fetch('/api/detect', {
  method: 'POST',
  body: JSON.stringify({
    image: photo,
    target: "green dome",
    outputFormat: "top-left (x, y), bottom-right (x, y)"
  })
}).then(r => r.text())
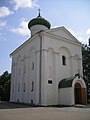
top-left (28, 15), bottom-right (51, 29)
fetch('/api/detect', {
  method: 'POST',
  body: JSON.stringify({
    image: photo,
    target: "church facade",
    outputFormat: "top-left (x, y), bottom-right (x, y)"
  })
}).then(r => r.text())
top-left (10, 13), bottom-right (87, 105)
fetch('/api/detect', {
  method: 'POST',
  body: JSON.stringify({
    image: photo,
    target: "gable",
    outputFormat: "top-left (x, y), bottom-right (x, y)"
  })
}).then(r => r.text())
top-left (46, 26), bottom-right (80, 44)
top-left (10, 33), bottom-right (39, 57)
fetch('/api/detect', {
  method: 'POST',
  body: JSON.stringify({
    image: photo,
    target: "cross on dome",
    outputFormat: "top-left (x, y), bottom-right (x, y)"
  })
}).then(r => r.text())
top-left (38, 8), bottom-right (41, 17)
top-left (28, 9), bottom-right (51, 35)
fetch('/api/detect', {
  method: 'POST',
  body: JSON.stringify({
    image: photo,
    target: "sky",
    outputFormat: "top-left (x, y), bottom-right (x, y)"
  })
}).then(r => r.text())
top-left (0, 0), bottom-right (90, 75)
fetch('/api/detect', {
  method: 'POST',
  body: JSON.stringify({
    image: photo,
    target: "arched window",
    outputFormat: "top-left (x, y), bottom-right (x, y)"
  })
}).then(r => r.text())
top-left (23, 82), bottom-right (26, 92)
top-left (32, 62), bottom-right (34, 70)
top-left (24, 64), bottom-right (26, 73)
top-left (18, 82), bottom-right (20, 92)
top-left (19, 68), bottom-right (20, 75)
top-left (62, 55), bottom-right (66, 65)
top-left (31, 81), bottom-right (34, 91)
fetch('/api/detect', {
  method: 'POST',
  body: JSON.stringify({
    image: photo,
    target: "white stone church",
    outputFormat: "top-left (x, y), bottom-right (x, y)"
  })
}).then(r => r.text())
top-left (10, 12), bottom-right (87, 106)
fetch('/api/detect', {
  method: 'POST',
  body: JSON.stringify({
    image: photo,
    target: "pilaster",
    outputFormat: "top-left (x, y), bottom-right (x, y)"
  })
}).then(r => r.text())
top-left (53, 51), bottom-right (59, 104)
top-left (41, 49), bottom-right (48, 105)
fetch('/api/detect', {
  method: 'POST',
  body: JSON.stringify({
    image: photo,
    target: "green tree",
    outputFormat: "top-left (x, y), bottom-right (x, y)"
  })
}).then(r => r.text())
top-left (0, 71), bottom-right (11, 101)
top-left (82, 38), bottom-right (90, 99)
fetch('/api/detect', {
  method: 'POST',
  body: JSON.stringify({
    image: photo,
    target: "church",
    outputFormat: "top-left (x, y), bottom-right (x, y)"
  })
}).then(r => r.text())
top-left (10, 11), bottom-right (87, 106)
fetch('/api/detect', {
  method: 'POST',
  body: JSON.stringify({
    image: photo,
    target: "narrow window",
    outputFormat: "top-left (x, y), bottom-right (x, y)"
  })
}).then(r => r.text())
top-left (32, 62), bottom-right (34, 70)
top-left (18, 82), bottom-right (20, 92)
top-left (17, 99), bottom-right (19, 102)
top-left (62, 55), bottom-right (66, 65)
top-left (31, 99), bottom-right (33, 104)
top-left (24, 64), bottom-right (26, 73)
top-left (19, 68), bottom-right (20, 75)
top-left (24, 82), bottom-right (25, 92)
top-left (31, 81), bottom-right (34, 91)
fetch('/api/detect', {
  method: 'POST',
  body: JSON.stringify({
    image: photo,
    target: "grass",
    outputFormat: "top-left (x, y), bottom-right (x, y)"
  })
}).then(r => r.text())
top-left (87, 99), bottom-right (90, 104)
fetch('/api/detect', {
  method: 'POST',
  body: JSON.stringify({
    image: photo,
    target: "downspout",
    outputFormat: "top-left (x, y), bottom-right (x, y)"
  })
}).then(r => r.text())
top-left (39, 31), bottom-right (42, 105)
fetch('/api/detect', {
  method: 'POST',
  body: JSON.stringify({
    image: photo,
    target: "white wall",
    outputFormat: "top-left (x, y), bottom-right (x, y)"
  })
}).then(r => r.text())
top-left (10, 35), bottom-right (41, 104)
top-left (10, 28), bottom-right (83, 105)
top-left (43, 33), bottom-right (82, 81)
top-left (30, 25), bottom-right (48, 36)
top-left (58, 87), bottom-right (75, 105)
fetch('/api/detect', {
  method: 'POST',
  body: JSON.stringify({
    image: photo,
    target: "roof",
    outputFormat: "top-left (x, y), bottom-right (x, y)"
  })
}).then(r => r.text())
top-left (10, 33), bottom-right (38, 56)
top-left (28, 15), bottom-right (51, 29)
top-left (45, 26), bottom-right (81, 45)
top-left (58, 77), bottom-right (75, 88)
top-left (58, 74), bottom-right (82, 88)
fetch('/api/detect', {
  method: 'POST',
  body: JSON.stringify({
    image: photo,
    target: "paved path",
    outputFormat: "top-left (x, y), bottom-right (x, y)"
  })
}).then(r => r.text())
top-left (0, 102), bottom-right (90, 120)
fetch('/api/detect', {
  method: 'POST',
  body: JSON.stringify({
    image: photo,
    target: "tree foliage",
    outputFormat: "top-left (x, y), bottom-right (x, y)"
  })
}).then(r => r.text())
top-left (0, 71), bottom-right (11, 101)
top-left (82, 38), bottom-right (90, 99)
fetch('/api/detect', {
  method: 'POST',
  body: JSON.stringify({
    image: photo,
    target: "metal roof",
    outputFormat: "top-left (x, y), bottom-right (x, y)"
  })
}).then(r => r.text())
top-left (58, 77), bottom-right (74, 88)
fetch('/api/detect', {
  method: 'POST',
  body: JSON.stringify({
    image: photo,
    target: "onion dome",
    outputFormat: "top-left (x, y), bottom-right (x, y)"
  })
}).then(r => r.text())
top-left (28, 10), bottom-right (51, 36)
top-left (28, 14), bottom-right (51, 29)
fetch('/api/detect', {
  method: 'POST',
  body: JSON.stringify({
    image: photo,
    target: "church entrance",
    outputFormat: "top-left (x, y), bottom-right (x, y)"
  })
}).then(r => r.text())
top-left (74, 83), bottom-right (82, 104)
top-left (74, 82), bottom-right (87, 104)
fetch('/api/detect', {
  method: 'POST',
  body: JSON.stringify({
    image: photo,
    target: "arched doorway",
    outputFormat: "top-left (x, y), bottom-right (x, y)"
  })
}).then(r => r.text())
top-left (74, 83), bottom-right (82, 104)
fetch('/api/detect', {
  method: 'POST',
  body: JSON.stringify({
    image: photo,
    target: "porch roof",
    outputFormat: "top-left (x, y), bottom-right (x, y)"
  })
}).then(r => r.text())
top-left (58, 77), bottom-right (74, 88)
top-left (58, 74), bottom-right (81, 88)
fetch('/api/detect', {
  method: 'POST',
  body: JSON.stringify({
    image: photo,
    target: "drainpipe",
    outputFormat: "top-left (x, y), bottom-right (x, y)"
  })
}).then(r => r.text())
top-left (39, 31), bottom-right (42, 105)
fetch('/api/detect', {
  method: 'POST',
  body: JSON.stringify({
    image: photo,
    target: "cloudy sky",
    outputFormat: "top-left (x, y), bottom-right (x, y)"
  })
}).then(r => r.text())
top-left (0, 0), bottom-right (90, 75)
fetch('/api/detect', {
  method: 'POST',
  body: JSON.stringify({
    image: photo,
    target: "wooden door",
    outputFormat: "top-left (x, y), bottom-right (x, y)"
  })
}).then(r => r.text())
top-left (74, 83), bottom-right (82, 104)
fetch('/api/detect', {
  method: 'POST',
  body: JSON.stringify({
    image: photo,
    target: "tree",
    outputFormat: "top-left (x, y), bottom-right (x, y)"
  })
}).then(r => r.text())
top-left (0, 71), bottom-right (11, 101)
top-left (82, 38), bottom-right (90, 100)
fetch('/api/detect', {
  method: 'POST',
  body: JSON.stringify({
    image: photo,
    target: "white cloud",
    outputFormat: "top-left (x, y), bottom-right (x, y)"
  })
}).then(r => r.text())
top-left (86, 28), bottom-right (90, 36)
top-left (0, 20), bottom-right (6, 28)
top-left (0, 32), bottom-right (8, 42)
top-left (11, 20), bottom-right (30, 36)
top-left (12, 0), bottom-right (39, 10)
top-left (0, 6), bottom-right (14, 17)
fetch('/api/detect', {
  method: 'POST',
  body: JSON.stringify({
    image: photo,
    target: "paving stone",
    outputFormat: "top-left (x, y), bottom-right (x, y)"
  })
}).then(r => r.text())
top-left (0, 107), bottom-right (90, 120)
